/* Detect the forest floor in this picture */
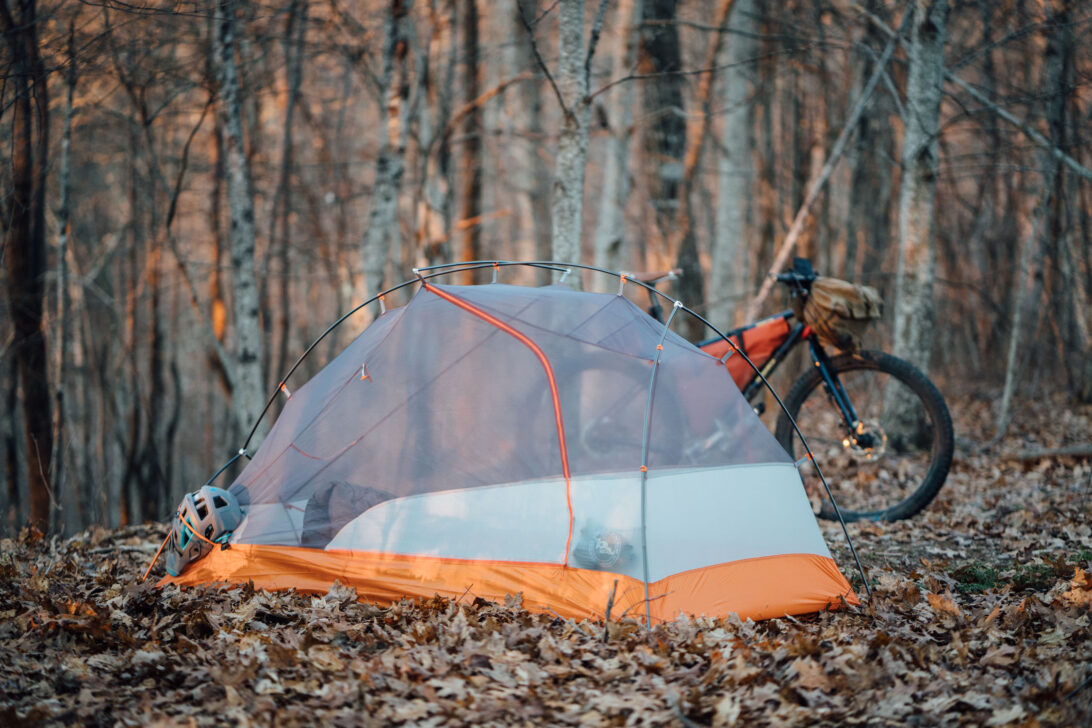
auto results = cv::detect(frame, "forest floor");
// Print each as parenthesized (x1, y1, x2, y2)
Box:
(1, 396, 1090, 727)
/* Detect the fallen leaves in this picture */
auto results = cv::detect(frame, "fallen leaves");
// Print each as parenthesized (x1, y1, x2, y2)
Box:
(0, 397, 1089, 725)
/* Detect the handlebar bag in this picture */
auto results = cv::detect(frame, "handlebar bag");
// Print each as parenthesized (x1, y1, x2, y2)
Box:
(802, 277, 883, 352)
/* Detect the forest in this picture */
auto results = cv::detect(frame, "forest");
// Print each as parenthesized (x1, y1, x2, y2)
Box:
(1, 0, 1092, 724)
(1, 0, 1089, 534)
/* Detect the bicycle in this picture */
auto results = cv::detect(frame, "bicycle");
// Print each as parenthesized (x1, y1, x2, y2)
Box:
(638, 258, 954, 523)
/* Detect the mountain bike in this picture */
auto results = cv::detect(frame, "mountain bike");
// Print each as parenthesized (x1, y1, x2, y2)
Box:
(639, 259, 954, 523)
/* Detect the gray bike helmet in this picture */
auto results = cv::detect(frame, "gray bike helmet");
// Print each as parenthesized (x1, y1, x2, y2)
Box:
(165, 486, 245, 577)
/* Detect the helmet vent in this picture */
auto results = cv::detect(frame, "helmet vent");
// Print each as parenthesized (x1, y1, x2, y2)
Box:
(196, 503, 208, 519)
(213, 495, 227, 509)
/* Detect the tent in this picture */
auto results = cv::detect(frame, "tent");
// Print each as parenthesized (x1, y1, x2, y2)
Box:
(163, 272, 857, 621)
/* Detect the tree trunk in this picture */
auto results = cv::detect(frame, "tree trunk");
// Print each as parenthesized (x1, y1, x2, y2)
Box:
(890, 0, 948, 375)
(709, 0, 755, 329)
(458, 0, 482, 282)
(270, 0, 308, 387)
(362, 0, 412, 303)
(550, 0, 591, 279)
(215, 0, 266, 444)
(54, 21, 78, 532)
(997, 2, 1069, 432)
(886, 0, 948, 442)
(669, 0, 734, 338)
(846, 0, 894, 283)
(0, 0, 53, 533)
(639, 0, 685, 238)
(514, 0, 552, 280)
(592, 0, 642, 285)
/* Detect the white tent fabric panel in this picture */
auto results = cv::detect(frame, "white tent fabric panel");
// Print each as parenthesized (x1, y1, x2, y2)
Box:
(643, 464, 831, 581)
(324, 464, 828, 582)
(326, 479, 571, 562)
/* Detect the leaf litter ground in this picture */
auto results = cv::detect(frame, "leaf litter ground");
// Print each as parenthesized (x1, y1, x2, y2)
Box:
(1, 397, 1090, 726)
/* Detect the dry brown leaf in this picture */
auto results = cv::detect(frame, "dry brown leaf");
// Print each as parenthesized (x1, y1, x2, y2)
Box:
(981, 644, 1017, 668)
(790, 657, 832, 692)
(712, 694, 741, 727)
(1061, 567, 1092, 609)
(926, 591, 962, 618)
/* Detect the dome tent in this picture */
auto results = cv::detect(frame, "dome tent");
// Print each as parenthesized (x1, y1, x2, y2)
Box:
(163, 263, 858, 622)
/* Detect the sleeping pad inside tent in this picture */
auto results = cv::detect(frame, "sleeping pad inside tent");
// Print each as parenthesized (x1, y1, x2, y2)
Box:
(162, 280, 857, 622)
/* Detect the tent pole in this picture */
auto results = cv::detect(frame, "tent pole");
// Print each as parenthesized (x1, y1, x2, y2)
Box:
(679, 306, 873, 600)
(638, 301, 681, 627)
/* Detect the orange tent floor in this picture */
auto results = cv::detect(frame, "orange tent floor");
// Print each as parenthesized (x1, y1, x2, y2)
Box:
(162, 545, 858, 623)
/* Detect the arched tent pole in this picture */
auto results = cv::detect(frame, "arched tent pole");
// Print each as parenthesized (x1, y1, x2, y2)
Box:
(675, 304, 873, 601)
(241, 262, 568, 452)
(217, 260, 870, 600)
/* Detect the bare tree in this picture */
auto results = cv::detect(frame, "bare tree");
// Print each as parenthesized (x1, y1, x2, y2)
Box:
(215, 0, 266, 443)
(0, 0, 53, 532)
(592, 0, 642, 283)
(891, 0, 949, 376)
(639, 0, 685, 237)
(997, 2, 1070, 434)
(362, 0, 412, 301)
(458, 0, 482, 280)
(708, 0, 755, 329)
(550, 0, 596, 276)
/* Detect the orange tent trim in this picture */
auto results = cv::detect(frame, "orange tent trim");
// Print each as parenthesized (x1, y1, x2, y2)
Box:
(161, 545, 857, 623)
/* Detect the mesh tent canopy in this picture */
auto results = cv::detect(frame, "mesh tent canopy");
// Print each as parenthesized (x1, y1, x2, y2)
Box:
(163, 266, 857, 622)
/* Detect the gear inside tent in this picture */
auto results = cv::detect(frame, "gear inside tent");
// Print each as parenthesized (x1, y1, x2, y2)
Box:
(162, 272, 858, 621)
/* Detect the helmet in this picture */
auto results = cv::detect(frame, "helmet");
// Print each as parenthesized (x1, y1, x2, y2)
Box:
(165, 486, 245, 577)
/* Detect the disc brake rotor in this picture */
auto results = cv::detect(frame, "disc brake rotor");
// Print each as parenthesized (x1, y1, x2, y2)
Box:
(845, 420, 887, 460)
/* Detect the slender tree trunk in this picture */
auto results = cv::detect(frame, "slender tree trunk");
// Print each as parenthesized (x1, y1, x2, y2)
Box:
(998, 3, 1068, 433)
(846, 0, 894, 283)
(891, 0, 949, 376)
(362, 0, 412, 302)
(457, 0, 482, 282)
(592, 0, 642, 285)
(0, 0, 53, 532)
(883, 0, 949, 445)
(2, 352, 21, 535)
(271, 0, 308, 386)
(639, 0, 685, 238)
(215, 0, 266, 444)
(551, 0, 592, 280)
(709, 0, 755, 329)
(669, 0, 734, 337)
(514, 1, 552, 279)
(54, 23, 78, 532)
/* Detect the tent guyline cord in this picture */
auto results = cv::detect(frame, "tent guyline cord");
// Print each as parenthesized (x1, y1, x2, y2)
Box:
(207, 259, 869, 603)
(637, 299, 682, 627)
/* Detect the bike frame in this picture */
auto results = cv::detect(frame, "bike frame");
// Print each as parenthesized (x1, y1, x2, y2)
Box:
(663, 303, 865, 444)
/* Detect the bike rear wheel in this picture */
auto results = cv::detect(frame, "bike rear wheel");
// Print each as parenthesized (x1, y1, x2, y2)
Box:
(774, 350, 953, 522)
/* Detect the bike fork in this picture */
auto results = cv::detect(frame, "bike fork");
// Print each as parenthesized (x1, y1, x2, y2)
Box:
(808, 339, 862, 438)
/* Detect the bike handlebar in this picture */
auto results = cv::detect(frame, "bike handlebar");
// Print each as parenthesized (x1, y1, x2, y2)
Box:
(774, 258, 817, 289)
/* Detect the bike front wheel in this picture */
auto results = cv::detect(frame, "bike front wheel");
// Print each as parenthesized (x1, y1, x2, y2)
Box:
(774, 350, 954, 522)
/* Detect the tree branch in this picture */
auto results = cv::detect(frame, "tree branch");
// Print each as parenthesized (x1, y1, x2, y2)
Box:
(744, 11, 907, 322)
(584, 0, 610, 89)
(860, 6, 1092, 184)
(585, 45, 807, 104)
(516, 0, 571, 120)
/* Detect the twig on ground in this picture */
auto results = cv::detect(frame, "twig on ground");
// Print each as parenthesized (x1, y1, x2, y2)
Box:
(603, 579, 618, 643)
